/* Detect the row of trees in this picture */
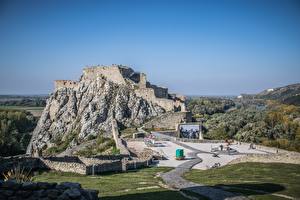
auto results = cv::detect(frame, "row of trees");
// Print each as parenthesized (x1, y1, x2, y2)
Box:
(0, 96, 47, 107)
(0, 109, 37, 156)
(187, 97, 235, 116)
(187, 98, 300, 152)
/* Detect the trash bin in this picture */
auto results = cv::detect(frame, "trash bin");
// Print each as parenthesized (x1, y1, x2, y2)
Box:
(176, 149, 184, 160)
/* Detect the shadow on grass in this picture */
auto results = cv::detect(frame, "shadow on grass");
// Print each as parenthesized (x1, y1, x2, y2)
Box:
(214, 183, 286, 195)
(102, 190, 191, 200)
(185, 183, 285, 199)
(102, 183, 285, 200)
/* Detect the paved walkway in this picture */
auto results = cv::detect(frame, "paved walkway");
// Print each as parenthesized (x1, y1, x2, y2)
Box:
(161, 141, 248, 200)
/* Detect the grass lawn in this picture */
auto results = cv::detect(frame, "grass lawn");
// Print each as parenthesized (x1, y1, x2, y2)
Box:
(33, 167, 202, 200)
(184, 162, 300, 200)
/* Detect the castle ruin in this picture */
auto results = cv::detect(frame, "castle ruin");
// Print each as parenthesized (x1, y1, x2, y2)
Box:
(54, 64, 186, 112)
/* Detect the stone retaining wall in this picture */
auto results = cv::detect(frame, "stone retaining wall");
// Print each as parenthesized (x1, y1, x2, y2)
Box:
(41, 158, 87, 175)
(0, 181, 99, 200)
(86, 161, 123, 175)
(126, 157, 152, 170)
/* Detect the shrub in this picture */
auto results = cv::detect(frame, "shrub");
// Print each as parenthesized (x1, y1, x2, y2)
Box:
(3, 164, 32, 183)
(111, 146, 120, 155)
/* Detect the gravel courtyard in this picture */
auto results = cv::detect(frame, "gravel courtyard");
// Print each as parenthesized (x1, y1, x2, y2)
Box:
(127, 140, 275, 169)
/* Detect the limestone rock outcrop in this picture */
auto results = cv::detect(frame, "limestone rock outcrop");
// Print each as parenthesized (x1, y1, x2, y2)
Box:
(28, 65, 184, 156)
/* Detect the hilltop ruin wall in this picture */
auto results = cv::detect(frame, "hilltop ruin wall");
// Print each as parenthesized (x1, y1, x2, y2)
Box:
(54, 80, 78, 90)
(82, 66, 126, 84)
(55, 65, 186, 112)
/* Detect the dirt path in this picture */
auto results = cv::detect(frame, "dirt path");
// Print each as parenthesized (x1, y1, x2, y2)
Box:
(161, 141, 248, 200)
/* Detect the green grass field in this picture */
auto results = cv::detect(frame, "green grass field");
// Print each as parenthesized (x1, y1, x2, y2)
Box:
(33, 167, 202, 200)
(0, 105, 44, 117)
(184, 162, 300, 200)
(32, 163, 300, 200)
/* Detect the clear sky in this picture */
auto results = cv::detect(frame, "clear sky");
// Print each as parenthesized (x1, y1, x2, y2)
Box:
(0, 0, 300, 95)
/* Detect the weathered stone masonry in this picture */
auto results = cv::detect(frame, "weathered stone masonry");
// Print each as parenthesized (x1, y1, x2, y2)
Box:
(0, 154, 154, 176)
(55, 64, 186, 112)
(144, 112, 192, 130)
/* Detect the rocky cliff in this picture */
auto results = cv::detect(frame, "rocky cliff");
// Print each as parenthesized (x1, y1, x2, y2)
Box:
(27, 66, 170, 156)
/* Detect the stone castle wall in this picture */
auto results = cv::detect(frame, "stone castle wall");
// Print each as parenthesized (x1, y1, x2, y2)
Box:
(147, 82, 168, 98)
(86, 160, 123, 174)
(118, 66, 135, 78)
(135, 88, 175, 112)
(54, 65, 186, 113)
(144, 112, 192, 130)
(55, 80, 78, 90)
(139, 73, 147, 88)
(82, 66, 126, 85)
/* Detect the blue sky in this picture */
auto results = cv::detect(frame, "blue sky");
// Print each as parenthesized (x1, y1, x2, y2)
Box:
(0, 0, 300, 95)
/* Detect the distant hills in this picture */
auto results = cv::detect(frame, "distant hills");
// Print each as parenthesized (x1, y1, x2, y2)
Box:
(0, 95, 48, 107)
(241, 83, 300, 106)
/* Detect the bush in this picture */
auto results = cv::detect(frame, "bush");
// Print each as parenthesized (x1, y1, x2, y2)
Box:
(3, 164, 32, 183)
(0, 109, 37, 156)
(111, 146, 120, 155)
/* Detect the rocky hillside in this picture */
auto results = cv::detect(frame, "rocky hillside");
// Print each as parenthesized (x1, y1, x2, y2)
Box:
(27, 68, 166, 156)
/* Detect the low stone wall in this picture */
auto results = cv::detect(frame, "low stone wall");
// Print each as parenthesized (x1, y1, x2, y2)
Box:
(126, 158, 152, 170)
(111, 120, 130, 156)
(0, 154, 154, 176)
(175, 138, 225, 143)
(229, 152, 300, 165)
(90, 155, 127, 160)
(43, 156, 82, 163)
(0, 181, 99, 200)
(86, 160, 123, 175)
(41, 158, 86, 175)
